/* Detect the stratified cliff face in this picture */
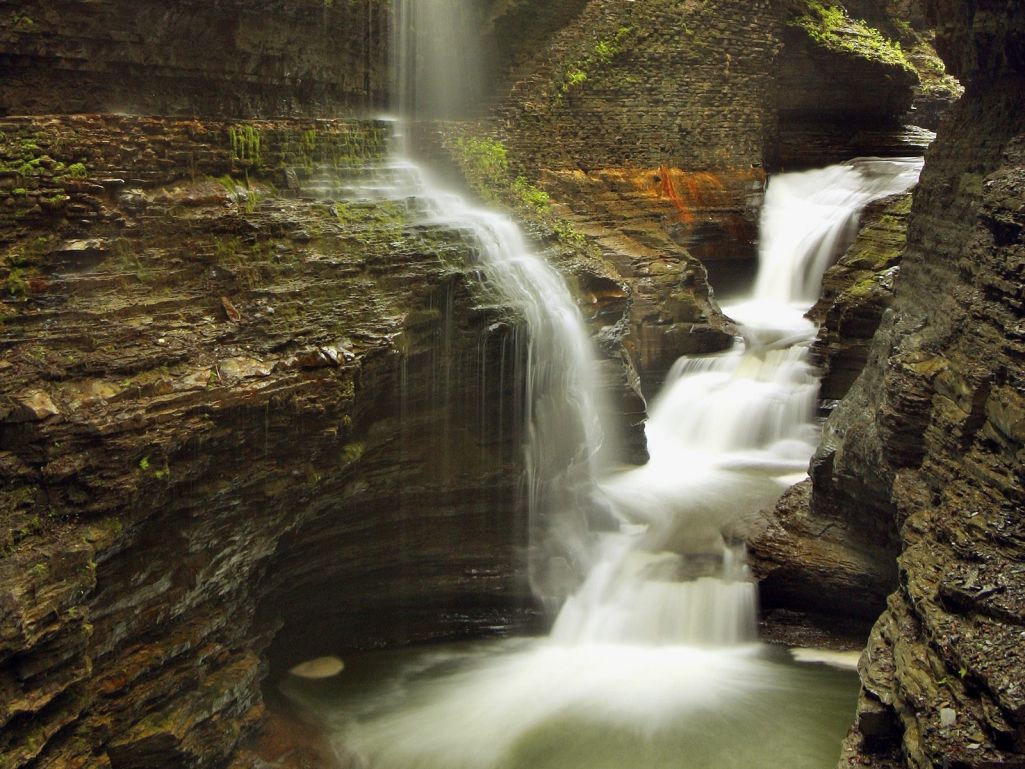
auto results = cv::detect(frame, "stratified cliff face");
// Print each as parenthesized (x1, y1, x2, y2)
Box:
(757, 2, 1025, 766)
(0, 116, 539, 769)
(468, 0, 957, 393)
(0, 0, 390, 117)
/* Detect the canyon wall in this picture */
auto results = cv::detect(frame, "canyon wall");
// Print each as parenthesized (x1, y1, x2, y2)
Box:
(468, 0, 957, 392)
(755, 2, 1025, 767)
(0, 0, 391, 117)
(0, 1, 974, 767)
(0, 116, 544, 769)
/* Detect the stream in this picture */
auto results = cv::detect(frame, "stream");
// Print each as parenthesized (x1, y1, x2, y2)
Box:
(282, 154, 922, 768)
(282, 2, 923, 766)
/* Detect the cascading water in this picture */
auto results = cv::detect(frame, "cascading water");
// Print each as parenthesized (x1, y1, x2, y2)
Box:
(281, 5, 925, 768)
(552, 156, 924, 650)
(388, 0, 606, 609)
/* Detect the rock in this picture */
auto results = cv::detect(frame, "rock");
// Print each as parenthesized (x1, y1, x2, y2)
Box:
(288, 656, 345, 679)
(0, 0, 392, 118)
(809, 193, 914, 402)
(221, 296, 242, 322)
(11, 390, 60, 421)
(0, 115, 534, 769)
(761, 3, 1025, 767)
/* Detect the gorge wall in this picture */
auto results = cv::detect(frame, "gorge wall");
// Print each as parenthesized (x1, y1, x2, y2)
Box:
(753, 2, 1025, 767)
(0, 1, 984, 768)
(0, 0, 391, 117)
(0, 116, 549, 769)
(467, 0, 958, 392)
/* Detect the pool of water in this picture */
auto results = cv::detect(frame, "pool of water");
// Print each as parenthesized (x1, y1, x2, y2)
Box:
(281, 638, 859, 769)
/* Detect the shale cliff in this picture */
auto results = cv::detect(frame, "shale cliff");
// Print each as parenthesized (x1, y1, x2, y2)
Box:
(0, 117, 544, 769)
(0, 0, 390, 117)
(0, 1, 974, 768)
(466, 0, 958, 393)
(754, 2, 1025, 767)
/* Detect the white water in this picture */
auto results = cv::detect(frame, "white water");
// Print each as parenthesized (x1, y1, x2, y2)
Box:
(296, 4, 925, 767)
(302, 157, 921, 769)
(554, 156, 924, 649)
(388, 0, 610, 609)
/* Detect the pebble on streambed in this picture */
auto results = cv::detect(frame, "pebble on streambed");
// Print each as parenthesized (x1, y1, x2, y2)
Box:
(288, 656, 345, 679)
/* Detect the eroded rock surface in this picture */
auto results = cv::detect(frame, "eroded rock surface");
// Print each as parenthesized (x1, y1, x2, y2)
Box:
(754, 1, 1025, 766)
(0, 0, 391, 117)
(0, 115, 538, 769)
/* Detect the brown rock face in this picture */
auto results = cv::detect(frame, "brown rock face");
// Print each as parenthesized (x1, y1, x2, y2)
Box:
(0, 0, 391, 117)
(809, 192, 914, 403)
(753, 2, 1025, 767)
(0, 115, 538, 769)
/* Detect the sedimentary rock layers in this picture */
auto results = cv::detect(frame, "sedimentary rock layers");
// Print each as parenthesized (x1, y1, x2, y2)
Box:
(0, 0, 391, 117)
(0, 116, 535, 768)
(756, 1, 1025, 765)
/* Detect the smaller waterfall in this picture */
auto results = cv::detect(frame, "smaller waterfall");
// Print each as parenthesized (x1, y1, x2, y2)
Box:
(296, 158, 923, 769)
(750, 158, 923, 305)
(552, 157, 923, 649)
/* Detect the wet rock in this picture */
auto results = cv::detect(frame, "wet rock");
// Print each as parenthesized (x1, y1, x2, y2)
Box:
(809, 193, 914, 402)
(9, 390, 61, 422)
(762, 2, 1025, 767)
(0, 115, 535, 769)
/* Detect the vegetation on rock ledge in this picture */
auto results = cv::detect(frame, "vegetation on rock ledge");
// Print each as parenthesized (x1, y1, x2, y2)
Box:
(791, 1, 913, 72)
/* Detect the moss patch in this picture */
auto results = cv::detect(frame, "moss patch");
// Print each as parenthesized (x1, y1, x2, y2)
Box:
(791, 1, 913, 72)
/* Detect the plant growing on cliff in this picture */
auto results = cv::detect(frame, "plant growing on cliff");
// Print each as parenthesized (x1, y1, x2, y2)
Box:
(456, 137, 509, 178)
(791, 1, 912, 71)
(557, 26, 634, 98)
(228, 124, 263, 167)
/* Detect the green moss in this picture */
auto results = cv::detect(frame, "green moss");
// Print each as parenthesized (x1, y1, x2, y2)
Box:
(66, 162, 87, 179)
(4, 267, 28, 298)
(558, 25, 634, 97)
(791, 1, 912, 71)
(342, 441, 366, 464)
(228, 124, 263, 166)
(217, 174, 261, 213)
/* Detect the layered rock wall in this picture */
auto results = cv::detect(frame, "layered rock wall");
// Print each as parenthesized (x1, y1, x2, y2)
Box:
(754, 1, 1025, 766)
(0, 115, 535, 769)
(0, 0, 391, 117)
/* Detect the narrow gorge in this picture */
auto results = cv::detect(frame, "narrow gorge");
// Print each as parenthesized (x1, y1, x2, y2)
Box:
(0, 2, 1021, 769)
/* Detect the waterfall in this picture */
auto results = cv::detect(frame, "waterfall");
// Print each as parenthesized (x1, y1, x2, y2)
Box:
(550, 156, 923, 648)
(294, 6, 927, 768)
(390, 0, 606, 608)
(304, 157, 922, 769)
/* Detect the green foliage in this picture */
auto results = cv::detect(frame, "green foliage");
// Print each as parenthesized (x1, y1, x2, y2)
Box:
(138, 456, 151, 471)
(217, 174, 260, 213)
(563, 68, 588, 91)
(66, 162, 87, 178)
(512, 176, 550, 211)
(558, 25, 633, 97)
(302, 128, 317, 155)
(792, 1, 912, 70)
(342, 442, 366, 464)
(454, 138, 552, 213)
(228, 124, 263, 166)
(455, 137, 509, 178)
(4, 267, 28, 298)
